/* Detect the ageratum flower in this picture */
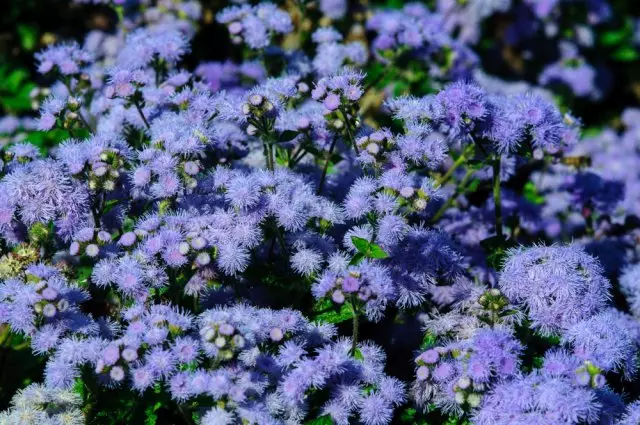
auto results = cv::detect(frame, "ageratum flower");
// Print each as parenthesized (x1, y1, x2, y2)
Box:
(413, 328, 522, 414)
(499, 245, 610, 335)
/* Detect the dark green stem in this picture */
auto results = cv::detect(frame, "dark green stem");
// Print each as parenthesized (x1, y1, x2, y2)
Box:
(350, 302, 359, 355)
(340, 107, 359, 155)
(264, 142, 275, 171)
(317, 136, 338, 195)
(133, 100, 151, 130)
(436, 144, 474, 187)
(430, 169, 475, 223)
(493, 157, 503, 238)
(77, 110, 94, 134)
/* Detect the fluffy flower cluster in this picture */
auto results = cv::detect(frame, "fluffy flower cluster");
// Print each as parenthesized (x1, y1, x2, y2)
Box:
(1, 0, 640, 424)
(0, 383, 84, 425)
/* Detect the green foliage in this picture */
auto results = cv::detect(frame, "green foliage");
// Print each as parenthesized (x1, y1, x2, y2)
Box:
(304, 414, 334, 425)
(480, 235, 515, 271)
(351, 236, 390, 259)
(312, 299, 353, 324)
(0, 65, 35, 113)
(522, 181, 545, 205)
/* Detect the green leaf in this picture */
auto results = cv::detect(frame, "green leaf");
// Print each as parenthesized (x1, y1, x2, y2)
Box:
(600, 19, 632, 46)
(348, 252, 365, 266)
(75, 266, 94, 287)
(480, 235, 514, 271)
(352, 347, 364, 361)
(313, 302, 353, 324)
(351, 236, 371, 254)
(522, 181, 545, 205)
(420, 332, 437, 350)
(144, 406, 158, 425)
(17, 24, 38, 51)
(3, 69, 28, 93)
(305, 414, 334, 425)
(400, 407, 417, 422)
(612, 45, 639, 62)
(350, 236, 390, 259)
(103, 199, 120, 215)
(462, 178, 481, 193)
(368, 244, 389, 259)
(279, 130, 299, 143)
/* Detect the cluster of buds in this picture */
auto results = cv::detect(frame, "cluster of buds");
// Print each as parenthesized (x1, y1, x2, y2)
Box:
(242, 94, 276, 137)
(313, 90, 362, 132)
(476, 288, 511, 325)
(178, 158, 203, 191)
(311, 70, 364, 142)
(200, 321, 246, 361)
(0, 244, 39, 279)
(183, 232, 216, 268)
(415, 347, 482, 409)
(398, 185, 430, 212)
(356, 129, 394, 165)
(3, 144, 38, 167)
(137, 224, 217, 269)
(329, 271, 375, 305)
(574, 360, 606, 389)
(69, 227, 112, 258)
(85, 149, 125, 191)
(30, 275, 72, 320)
(105, 68, 151, 99)
(59, 97, 87, 131)
(29, 87, 52, 111)
(95, 343, 140, 383)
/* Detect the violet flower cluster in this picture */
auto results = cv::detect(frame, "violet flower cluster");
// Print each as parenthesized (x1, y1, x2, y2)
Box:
(0, 1, 639, 424)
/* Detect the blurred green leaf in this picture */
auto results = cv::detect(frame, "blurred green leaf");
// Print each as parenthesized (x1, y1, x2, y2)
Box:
(523, 181, 545, 205)
(17, 24, 38, 51)
(600, 18, 633, 46)
(612, 45, 639, 62)
(305, 415, 334, 425)
(351, 236, 389, 259)
(312, 300, 352, 324)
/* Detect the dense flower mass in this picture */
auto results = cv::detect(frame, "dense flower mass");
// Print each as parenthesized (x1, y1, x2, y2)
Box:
(1, 0, 640, 424)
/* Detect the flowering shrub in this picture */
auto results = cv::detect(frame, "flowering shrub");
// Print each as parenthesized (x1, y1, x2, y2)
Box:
(1, 0, 640, 424)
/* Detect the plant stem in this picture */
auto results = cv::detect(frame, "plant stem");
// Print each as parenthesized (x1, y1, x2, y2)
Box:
(264, 142, 275, 171)
(340, 107, 359, 155)
(430, 169, 475, 223)
(317, 136, 338, 195)
(77, 111, 94, 134)
(492, 157, 503, 238)
(133, 100, 151, 130)
(436, 144, 473, 187)
(350, 301, 359, 355)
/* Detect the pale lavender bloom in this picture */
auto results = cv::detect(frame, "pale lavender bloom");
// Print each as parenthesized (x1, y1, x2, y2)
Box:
(473, 372, 601, 425)
(617, 401, 640, 425)
(290, 247, 323, 276)
(35, 42, 93, 75)
(620, 264, 640, 317)
(499, 245, 610, 335)
(320, 0, 347, 20)
(413, 328, 522, 413)
(563, 309, 639, 378)
(217, 3, 292, 49)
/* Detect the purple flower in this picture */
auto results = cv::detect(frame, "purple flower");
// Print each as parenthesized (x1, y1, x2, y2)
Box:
(499, 245, 610, 334)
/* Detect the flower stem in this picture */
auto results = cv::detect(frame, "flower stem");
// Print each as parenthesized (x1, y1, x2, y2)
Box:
(493, 157, 503, 238)
(133, 100, 151, 130)
(430, 169, 475, 223)
(350, 301, 359, 356)
(436, 144, 474, 187)
(77, 111, 94, 134)
(317, 136, 338, 195)
(340, 107, 359, 155)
